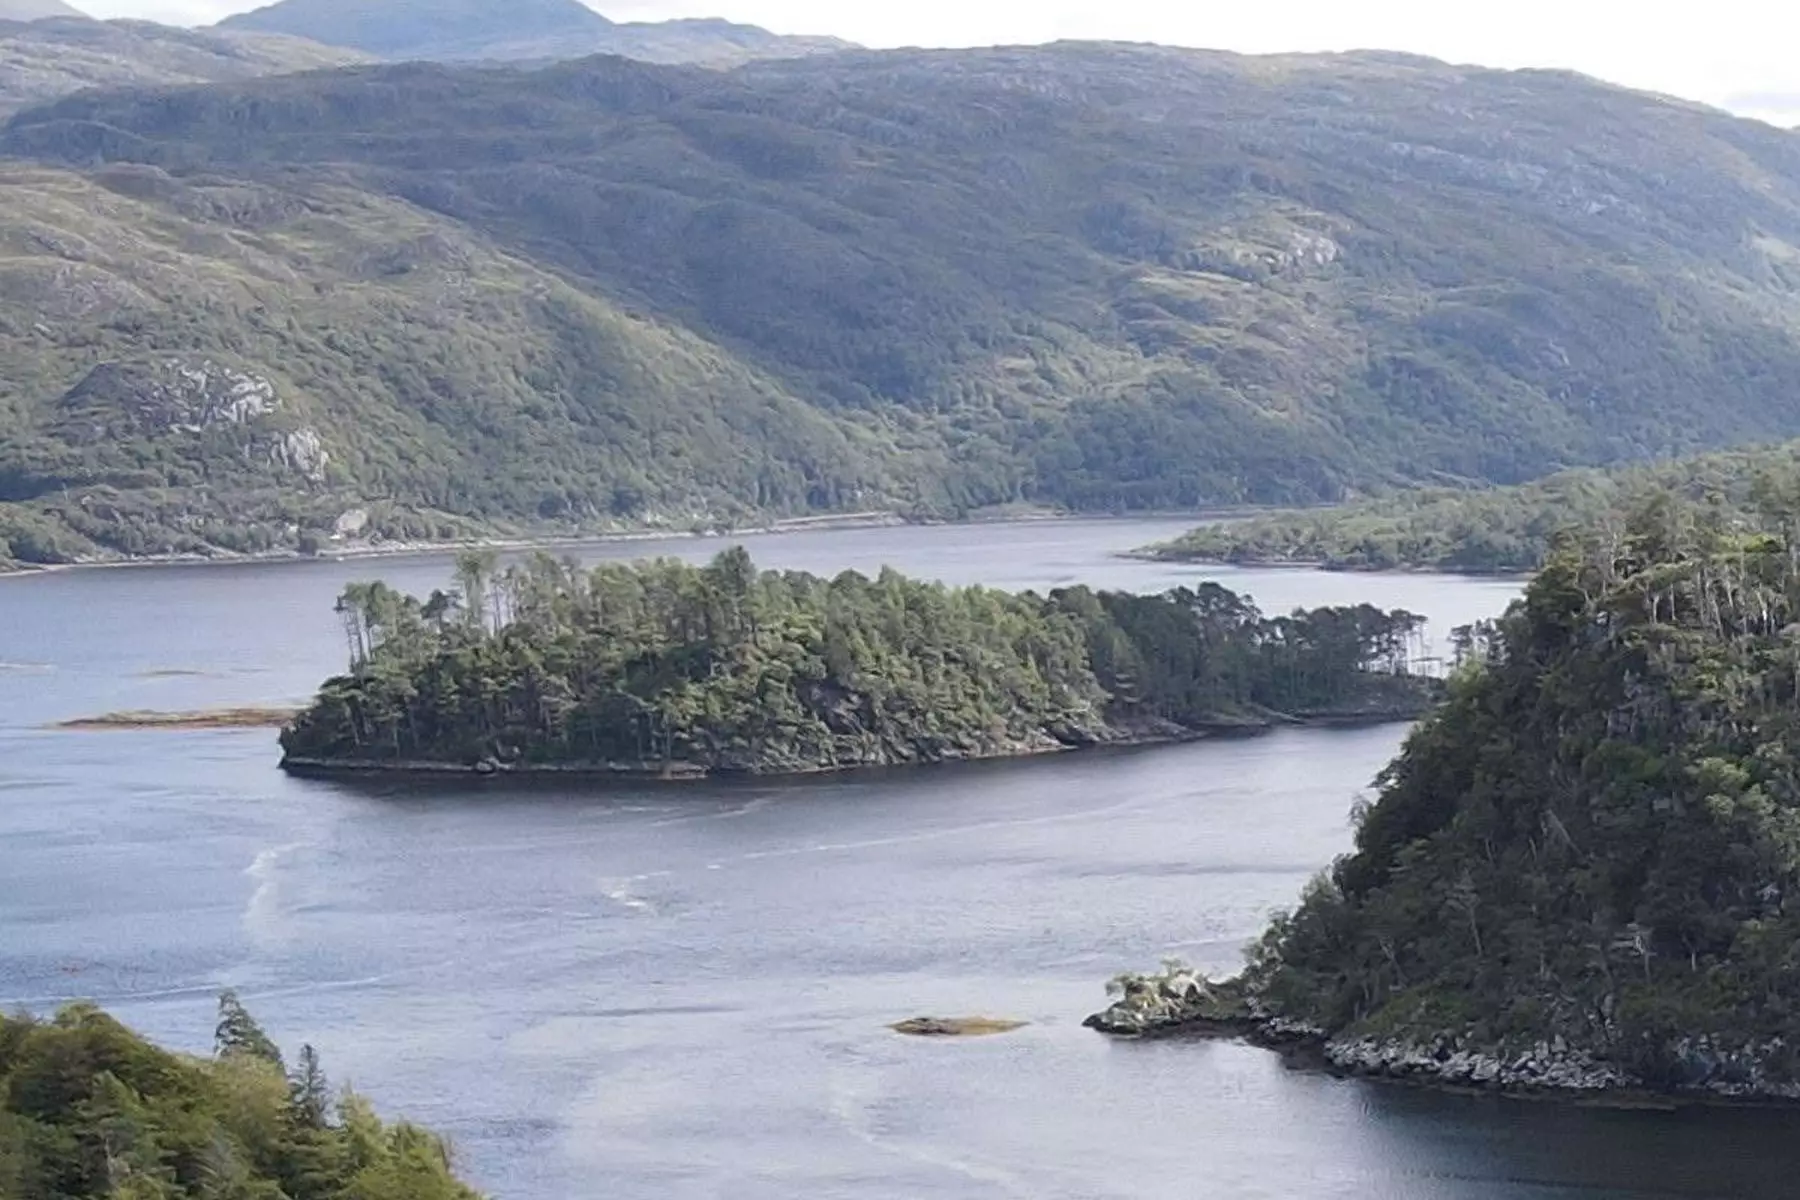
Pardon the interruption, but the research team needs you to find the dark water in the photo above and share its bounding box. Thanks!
[3,519,1797,1199]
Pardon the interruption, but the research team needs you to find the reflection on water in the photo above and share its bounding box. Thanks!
[4,519,1797,1198]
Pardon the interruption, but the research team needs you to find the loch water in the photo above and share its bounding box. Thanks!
[4,519,1797,1200]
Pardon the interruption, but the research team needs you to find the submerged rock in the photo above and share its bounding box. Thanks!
[891,1017,1027,1038]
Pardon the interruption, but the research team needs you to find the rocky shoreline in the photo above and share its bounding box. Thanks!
[1084,964,1800,1106]
[278,703,1435,782]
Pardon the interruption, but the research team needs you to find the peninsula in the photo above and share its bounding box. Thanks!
[1095,491,1800,1102]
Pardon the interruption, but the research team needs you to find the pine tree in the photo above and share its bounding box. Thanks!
[214,991,283,1069]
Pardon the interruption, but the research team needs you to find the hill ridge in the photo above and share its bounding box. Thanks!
[216,0,851,65]
[2,43,1800,563]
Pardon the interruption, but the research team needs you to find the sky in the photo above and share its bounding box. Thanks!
[80,0,1800,126]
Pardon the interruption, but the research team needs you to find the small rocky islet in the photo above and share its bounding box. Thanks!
[892,1017,1029,1038]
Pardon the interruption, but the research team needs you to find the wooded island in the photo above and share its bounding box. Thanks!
[279,550,1437,778]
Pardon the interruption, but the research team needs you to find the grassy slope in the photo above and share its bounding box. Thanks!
[3,44,1800,560]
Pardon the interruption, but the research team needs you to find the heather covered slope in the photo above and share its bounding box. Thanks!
[217,0,850,66]
[5,44,1800,560]
[0,17,367,114]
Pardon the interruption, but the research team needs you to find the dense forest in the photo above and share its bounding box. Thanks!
[5,44,1800,561]
[1246,489,1800,1092]
[1153,439,1800,575]
[279,549,1436,776]
[0,993,479,1199]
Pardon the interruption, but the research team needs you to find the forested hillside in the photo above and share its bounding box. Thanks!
[279,549,1435,775]
[1248,488,1800,1094]
[7,44,1800,561]
[1153,439,1800,573]
[0,994,479,1198]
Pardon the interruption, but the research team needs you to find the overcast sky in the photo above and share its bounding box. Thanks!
[82,0,1800,126]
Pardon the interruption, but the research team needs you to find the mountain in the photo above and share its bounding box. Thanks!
[0,0,84,19]
[1246,488,1800,1097]
[216,0,852,66]
[0,17,368,114]
[4,44,1800,562]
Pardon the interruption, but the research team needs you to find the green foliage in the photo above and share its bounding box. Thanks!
[6,44,1800,561]
[213,992,282,1070]
[0,997,480,1200]
[280,549,1436,773]
[1252,489,1800,1078]
[1155,440,1800,574]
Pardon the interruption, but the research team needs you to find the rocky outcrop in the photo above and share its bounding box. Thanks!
[1082,962,1259,1037]
[1320,1035,1629,1093]
[60,358,275,433]
[53,358,331,483]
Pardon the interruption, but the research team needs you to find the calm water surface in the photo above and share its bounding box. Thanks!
[3,519,1796,1199]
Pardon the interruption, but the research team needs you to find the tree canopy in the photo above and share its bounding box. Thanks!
[0,995,481,1200]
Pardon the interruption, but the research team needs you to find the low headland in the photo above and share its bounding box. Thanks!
[1094,491,1800,1104]
[1144,438,1800,577]
[277,548,1441,780]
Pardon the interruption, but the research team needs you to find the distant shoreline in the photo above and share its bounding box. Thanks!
[1136,551,1535,579]
[0,508,1225,581]
[0,511,910,579]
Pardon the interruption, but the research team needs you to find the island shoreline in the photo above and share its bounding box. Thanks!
[277,707,1428,782]
[1086,982,1800,1110]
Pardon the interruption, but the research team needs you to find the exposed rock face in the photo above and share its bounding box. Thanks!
[61,358,271,432]
[54,358,330,482]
